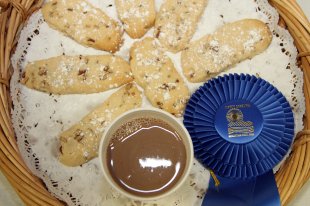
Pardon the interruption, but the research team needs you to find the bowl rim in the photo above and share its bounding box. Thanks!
[98,107,194,201]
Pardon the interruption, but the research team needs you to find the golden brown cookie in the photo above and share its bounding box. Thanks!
[130,37,190,116]
[42,0,123,52]
[21,55,133,94]
[182,19,273,82]
[115,0,156,38]
[155,0,208,52]
[59,83,142,166]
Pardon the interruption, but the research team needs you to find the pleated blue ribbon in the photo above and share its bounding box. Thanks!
[183,74,294,206]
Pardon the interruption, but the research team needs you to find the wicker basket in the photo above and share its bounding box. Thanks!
[0,0,309,205]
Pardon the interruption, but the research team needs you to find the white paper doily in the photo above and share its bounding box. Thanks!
[10,0,305,205]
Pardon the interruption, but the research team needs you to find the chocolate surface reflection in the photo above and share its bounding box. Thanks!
[107,118,186,197]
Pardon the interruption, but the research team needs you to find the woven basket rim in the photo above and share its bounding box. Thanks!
[0,0,309,205]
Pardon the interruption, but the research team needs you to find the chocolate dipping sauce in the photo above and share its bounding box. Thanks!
[106,117,186,197]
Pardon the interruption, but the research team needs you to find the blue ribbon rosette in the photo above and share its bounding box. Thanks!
[184,74,294,206]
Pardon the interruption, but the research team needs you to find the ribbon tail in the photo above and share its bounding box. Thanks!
[202,170,280,206]
[202,175,256,206]
[252,170,281,206]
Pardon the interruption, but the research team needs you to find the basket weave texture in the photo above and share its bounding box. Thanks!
[0,0,309,205]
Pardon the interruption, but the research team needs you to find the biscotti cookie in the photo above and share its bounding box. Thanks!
[21,55,133,94]
[130,37,190,116]
[182,19,272,82]
[59,83,142,166]
[42,0,123,52]
[115,0,156,39]
[155,0,207,52]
